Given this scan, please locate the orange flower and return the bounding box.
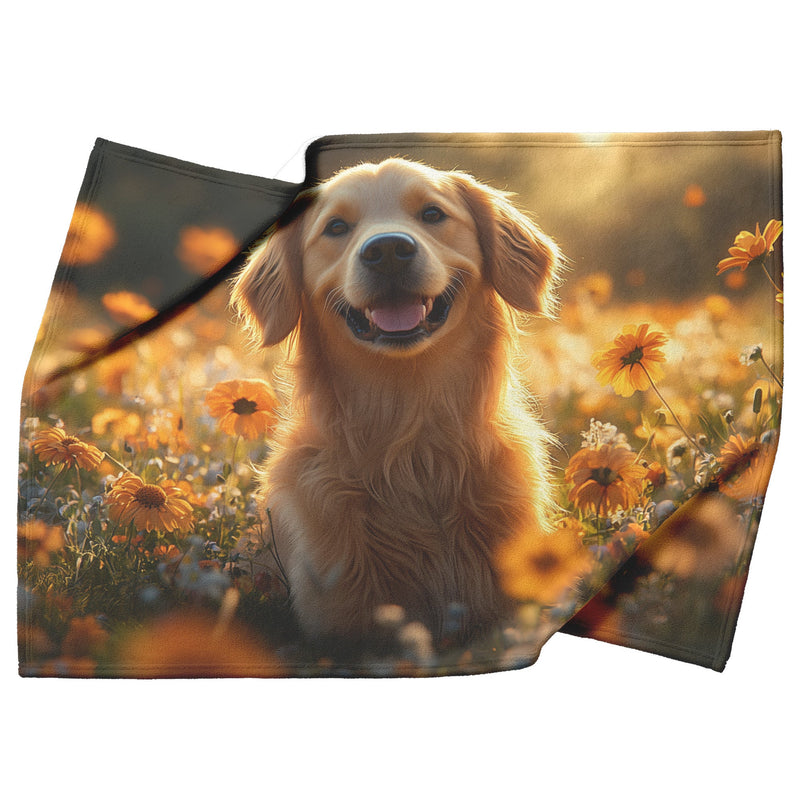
[62,203,117,265]
[153,544,182,562]
[704,294,733,322]
[592,324,668,397]
[566,444,648,516]
[176,226,240,276]
[142,409,190,454]
[717,434,777,501]
[175,479,209,507]
[18,520,65,567]
[32,427,104,470]
[716,220,782,274]
[91,408,142,441]
[61,616,110,659]
[576,271,613,306]
[102,291,157,326]
[495,527,593,606]
[66,325,112,353]
[644,461,667,488]
[115,610,279,678]
[642,495,743,580]
[205,379,278,440]
[682,184,707,208]
[107,474,194,533]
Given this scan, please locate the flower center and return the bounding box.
[232,397,258,415]
[590,466,619,487]
[621,346,644,367]
[62,436,81,446]
[134,484,167,509]
[528,551,560,576]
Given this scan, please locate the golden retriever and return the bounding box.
[232,158,562,646]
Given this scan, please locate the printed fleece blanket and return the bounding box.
[18,132,782,677]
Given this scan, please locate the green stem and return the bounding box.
[102,451,134,475]
[760,259,782,294]
[74,464,83,502]
[32,464,66,512]
[758,353,783,390]
[641,365,708,455]
[635,431,656,462]
[220,435,242,546]
[231,435,241,471]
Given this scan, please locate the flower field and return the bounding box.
[17,192,783,676]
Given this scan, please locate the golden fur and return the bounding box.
[232,158,562,644]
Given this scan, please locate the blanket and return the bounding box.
[18,132,782,676]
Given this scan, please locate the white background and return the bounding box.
[3,2,796,797]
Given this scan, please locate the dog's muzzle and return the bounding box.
[338,232,456,347]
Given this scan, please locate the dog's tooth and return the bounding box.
[365,308,373,323]
[424,298,433,316]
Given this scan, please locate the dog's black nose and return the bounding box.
[359,233,418,275]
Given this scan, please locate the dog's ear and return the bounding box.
[452,173,562,316]
[231,193,311,347]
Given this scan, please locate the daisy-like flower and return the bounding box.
[716,220,782,275]
[495,527,593,606]
[592,324,668,397]
[717,434,777,501]
[32,427,104,470]
[107,474,194,533]
[205,379,278,440]
[565,444,648,516]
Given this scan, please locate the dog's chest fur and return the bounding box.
[266,377,546,638]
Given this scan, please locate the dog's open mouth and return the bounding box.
[340,287,454,346]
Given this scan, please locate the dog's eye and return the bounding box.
[324,218,350,237]
[421,205,446,224]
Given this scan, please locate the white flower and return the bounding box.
[580,419,630,450]
[740,344,763,366]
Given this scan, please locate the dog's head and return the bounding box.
[232,158,561,356]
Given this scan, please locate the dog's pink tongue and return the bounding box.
[369,303,426,332]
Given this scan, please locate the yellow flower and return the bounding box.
[106,474,194,533]
[32,427,104,471]
[205,379,278,440]
[716,220,782,275]
[592,324,668,397]
[717,434,777,501]
[565,444,648,516]
[495,527,593,606]
[102,291,158,327]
